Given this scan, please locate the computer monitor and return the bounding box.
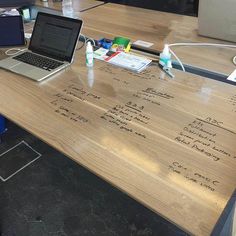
[198,0,236,43]
[0,0,35,8]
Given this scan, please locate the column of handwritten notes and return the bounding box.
[100,101,149,139]
[175,117,236,162]
[49,83,100,124]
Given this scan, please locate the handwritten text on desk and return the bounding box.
[100,101,150,139]
[48,83,101,124]
[229,94,236,113]
[98,65,169,82]
[168,161,220,192]
[50,96,88,124]
[174,117,236,162]
[133,87,174,106]
[64,84,101,101]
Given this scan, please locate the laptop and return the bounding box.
[0,12,83,81]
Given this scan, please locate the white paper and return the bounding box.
[227,69,236,82]
[107,52,152,72]
[94,48,109,60]
[133,40,154,48]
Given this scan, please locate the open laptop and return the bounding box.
[0,12,83,81]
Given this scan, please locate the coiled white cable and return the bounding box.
[77,34,96,50]
[5,48,27,56]
[233,55,236,66]
[86,37,96,46]
[80,34,96,46]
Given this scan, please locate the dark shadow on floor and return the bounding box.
[0,121,188,236]
[101,0,199,16]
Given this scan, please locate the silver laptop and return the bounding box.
[0,12,83,81]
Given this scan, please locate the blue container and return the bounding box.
[0,115,6,134]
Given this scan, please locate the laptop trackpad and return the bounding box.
[11,63,37,73]
[0,57,21,69]
[11,63,48,79]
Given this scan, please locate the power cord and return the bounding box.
[168,47,185,72]
[5,48,27,56]
[160,43,236,72]
[168,42,236,48]
[233,55,236,66]
[86,37,96,47]
[77,34,96,51]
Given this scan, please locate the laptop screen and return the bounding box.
[0,16,25,46]
[29,12,83,62]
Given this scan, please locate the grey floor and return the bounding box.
[0,121,188,236]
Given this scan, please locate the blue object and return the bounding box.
[98,38,113,49]
[0,115,6,134]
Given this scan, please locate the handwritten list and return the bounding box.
[168,161,220,192]
[50,95,88,124]
[49,83,100,124]
[100,101,150,139]
[133,87,174,106]
[174,117,236,162]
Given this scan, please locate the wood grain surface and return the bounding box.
[0,47,235,235]
[79,3,236,75]
[35,0,104,12]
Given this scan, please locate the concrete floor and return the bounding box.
[0,120,189,236]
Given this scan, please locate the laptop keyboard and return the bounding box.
[13,52,64,71]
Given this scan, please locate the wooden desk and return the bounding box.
[35,0,104,12]
[80,3,236,75]
[0,46,235,235]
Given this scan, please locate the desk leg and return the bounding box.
[220,202,236,236]
[0,115,7,142]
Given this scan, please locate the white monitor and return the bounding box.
[198,0,236,43]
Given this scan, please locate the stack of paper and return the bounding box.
[105,52,152,73]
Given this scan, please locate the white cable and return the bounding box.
[166,42,236,70]
[169,47,185,72]
[79,34,96,47]
[5,48,27,56]
[86,37,96,46]
[168,42,236,49]
[233,55,236,66]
